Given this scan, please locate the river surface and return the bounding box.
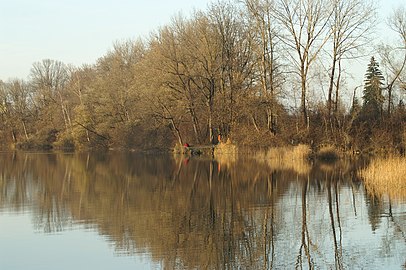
[0,152,405,270]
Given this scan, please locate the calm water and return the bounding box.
[0,152,405,270]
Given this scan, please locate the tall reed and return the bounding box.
[359,157,406,200]
[255,144,311,175]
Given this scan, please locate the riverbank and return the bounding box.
[4,142,406,202]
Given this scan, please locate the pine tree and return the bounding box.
[362,56,385,119]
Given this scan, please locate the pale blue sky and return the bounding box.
[0,0,404,82]
[0,0,212,80]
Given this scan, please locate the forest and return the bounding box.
[0,0,405,154]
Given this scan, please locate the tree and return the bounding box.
[0,81,14,142]
[244,0,284,134]
[362,56,385,119]
[209,1,254,137]
[30,59,71,140]
[326,0,376,118]
[6,80,33,140]
[93,40,145,145]
[148,18,203,144]
[183,12,222,144]
[379,6,406,115]
[0,79,35,145]
[66,65,96,147]
[273,0,333,127]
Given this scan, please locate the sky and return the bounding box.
[0,0,213,81]
[0,0,404,83]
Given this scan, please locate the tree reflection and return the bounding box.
[366,194,384,232]
[295,179,314,269]
[0,153,405,269]
[327,172,343,270]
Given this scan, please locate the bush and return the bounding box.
[316,145,340,161]
[53,132,75,150]
[15,138,53,150]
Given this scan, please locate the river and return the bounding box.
[0,152,405,269]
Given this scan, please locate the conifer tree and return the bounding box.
[362,56,385,119]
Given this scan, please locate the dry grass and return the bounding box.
[255,144,311,175]
[359,157,406,201]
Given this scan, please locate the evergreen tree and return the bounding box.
[350,97,361,117]
[362,56,385,119]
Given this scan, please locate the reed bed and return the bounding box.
[214,139,237,156]
[214,140,237,169]
[359,157,406,200]
[255,144,311,175]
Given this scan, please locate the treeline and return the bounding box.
[0,0,405,152]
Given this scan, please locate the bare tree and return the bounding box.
[150,18,204,144]
[6,80,33,140]
[326,0,376,118]
[30,59,71,131]
[244,0,284,134]
[182,12,222,144]
[95,39,145,125]
[379,6,406,115]
[273,0,333,127]
[66,66,96,145]
[209,1,254,137]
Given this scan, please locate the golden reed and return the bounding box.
[359,157,406,200]
[255,144,311,175]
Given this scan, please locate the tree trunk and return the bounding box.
[252,115,260,132]
[189,107,201,144]
[208,113,213,144]
[22,120,29,140]
[328,55,337,118]
[58,92,69,131]
[334,60,342,114]
[86,130,90,143]
[170,118,183,146]
[208,78,215,144]
[387,85,393,116]
[11,130,16,143]
[267,14,276,134]
[228,74,234,136]
[301,72,308,127]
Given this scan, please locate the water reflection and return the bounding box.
[0,152,405,269]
